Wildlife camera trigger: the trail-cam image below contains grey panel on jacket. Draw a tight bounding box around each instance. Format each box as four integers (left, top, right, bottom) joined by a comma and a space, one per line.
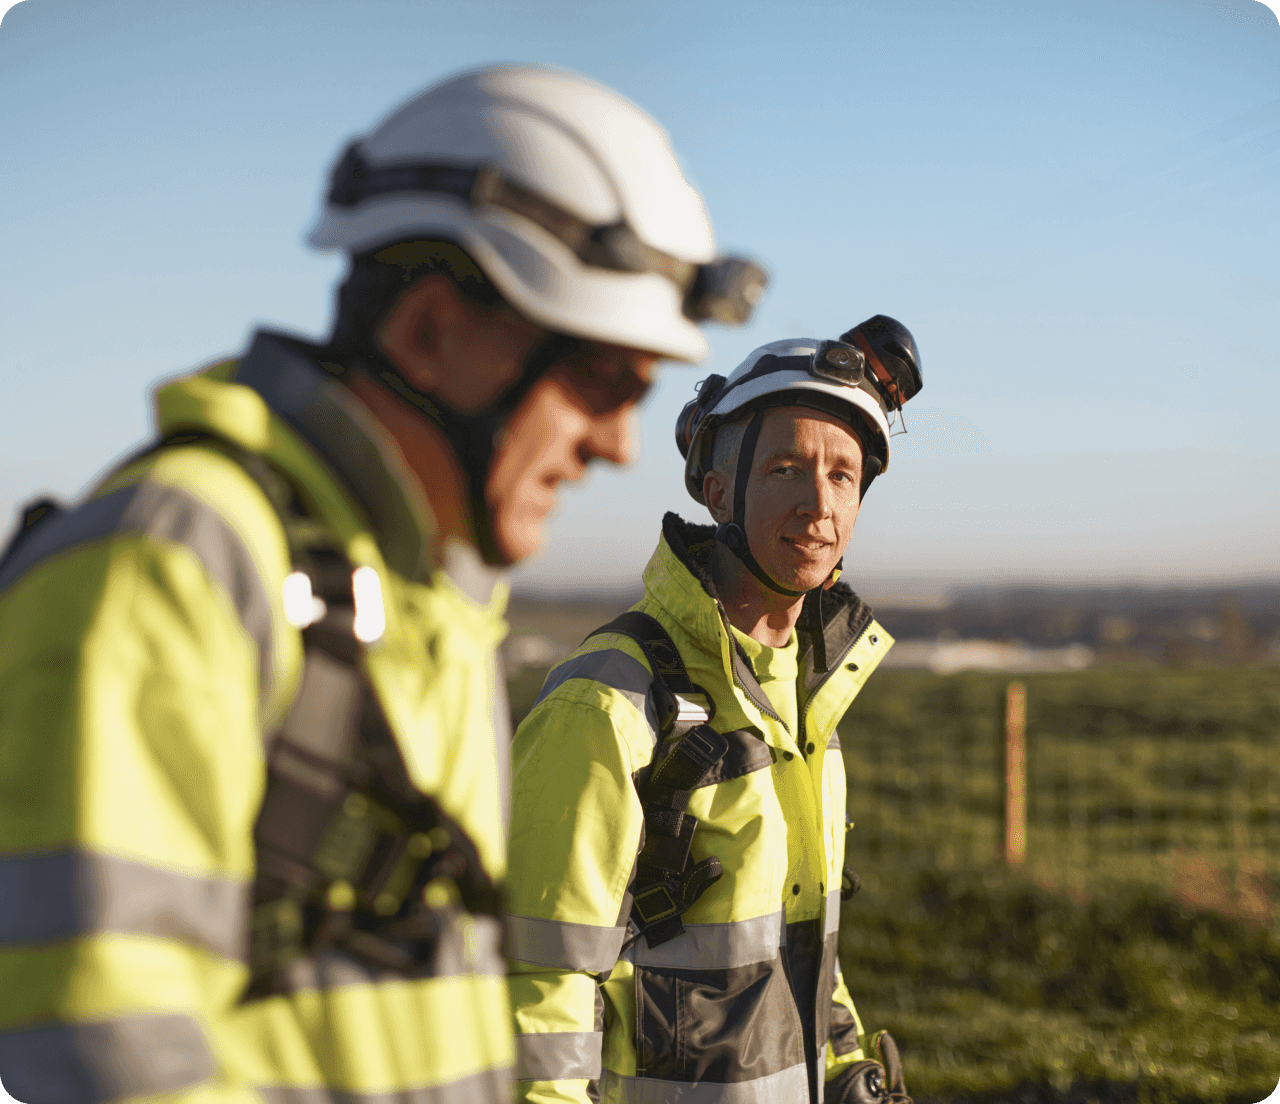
257, 1067, 514, 1104
600, 1062, 810, 1103
0, 1013, 216, 1104
504, 914, 627, 973
534, 648, 658, 737
515, 1031, 604, 1081
0, 848, 248, 962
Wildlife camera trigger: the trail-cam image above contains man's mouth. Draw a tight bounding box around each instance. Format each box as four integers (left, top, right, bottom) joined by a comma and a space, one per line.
782, 536, 831, 554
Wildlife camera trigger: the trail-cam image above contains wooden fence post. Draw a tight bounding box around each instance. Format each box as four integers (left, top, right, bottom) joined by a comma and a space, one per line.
1004, 681, 1027, 866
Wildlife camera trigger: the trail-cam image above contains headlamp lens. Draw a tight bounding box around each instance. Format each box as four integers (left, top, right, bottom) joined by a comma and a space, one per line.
810, 340, 866, 385
684, 256, 769, 325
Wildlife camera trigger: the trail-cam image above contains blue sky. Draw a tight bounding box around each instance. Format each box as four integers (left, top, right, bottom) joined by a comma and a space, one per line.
1, 0, 1278, 602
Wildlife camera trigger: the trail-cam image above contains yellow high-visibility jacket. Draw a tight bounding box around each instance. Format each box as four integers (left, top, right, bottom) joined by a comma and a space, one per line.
506, 513, 894, 1104
0, 332, 514, 1103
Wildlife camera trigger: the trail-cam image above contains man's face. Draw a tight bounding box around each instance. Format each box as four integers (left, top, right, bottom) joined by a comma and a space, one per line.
376, 275, 659, 565
739, 407, 864, 592
487, 341, 659, 563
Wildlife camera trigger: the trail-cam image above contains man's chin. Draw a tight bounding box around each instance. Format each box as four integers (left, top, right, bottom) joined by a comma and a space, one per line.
768, 548, 838, 593
488, 514, 545, 566
757, 563, 832, 596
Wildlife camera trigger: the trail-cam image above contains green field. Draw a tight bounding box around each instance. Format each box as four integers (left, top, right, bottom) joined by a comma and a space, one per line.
508, 663, 1280, 1103
837, 666, 1280, 1104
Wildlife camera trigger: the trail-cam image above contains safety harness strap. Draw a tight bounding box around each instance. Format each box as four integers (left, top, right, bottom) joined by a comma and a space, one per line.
597, 610, 698, 696
586, 612, 728, 948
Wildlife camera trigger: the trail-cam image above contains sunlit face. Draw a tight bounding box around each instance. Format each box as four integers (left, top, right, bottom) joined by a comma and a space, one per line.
376, 275, 659, 565
739, 407, 864, 592
486, 343, 659, 563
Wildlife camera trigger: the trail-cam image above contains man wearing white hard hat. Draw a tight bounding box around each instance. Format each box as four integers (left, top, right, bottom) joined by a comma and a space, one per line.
506, 318, 922, 1103
0, 65, 763, 1103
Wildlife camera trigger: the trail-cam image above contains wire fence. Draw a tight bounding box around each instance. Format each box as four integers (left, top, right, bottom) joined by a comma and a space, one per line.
838, 667, 1280, 913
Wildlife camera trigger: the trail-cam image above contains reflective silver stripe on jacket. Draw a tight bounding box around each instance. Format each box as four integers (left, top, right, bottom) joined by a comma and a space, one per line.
600, 1062, 809, 1103
0, 478, 276, 701
630, 911, 786, 971
257, 1067, 513, 1104
265, 914, 505, 992
515, 1031, 603, 1082
826, 730, 841, 751
504, 914, 627, 973
0, 849, 248, 962
0, 1013, 216, 1103
824, 887, 843, 938
533, 648, 657, 737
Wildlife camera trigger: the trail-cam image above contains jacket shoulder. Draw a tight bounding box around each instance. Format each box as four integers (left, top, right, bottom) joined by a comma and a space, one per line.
516, 610, 666, 765
1, 441, 301, 725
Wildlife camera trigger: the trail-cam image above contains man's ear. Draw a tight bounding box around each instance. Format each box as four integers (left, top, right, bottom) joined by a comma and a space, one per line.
377, 274, 465, 392
703, 469, 732, 524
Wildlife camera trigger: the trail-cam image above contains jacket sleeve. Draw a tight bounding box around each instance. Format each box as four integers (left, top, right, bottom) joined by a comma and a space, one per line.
505, 674, 650, 1104
0, 473, 290, 1104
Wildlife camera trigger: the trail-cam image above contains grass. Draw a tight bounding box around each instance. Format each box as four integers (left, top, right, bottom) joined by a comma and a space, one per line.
839, 865, 1279, 1103
508, 662, 1280, 1102
838, 666, 1280, 1103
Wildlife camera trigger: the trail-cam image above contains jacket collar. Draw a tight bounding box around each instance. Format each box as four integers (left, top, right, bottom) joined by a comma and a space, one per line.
647, 513, 875, 720
652, 513, 874, 697
232, 329, 439, 583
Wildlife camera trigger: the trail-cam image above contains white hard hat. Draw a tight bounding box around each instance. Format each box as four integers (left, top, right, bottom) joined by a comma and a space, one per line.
309, 65, 766, 362
676, 337, 895, 505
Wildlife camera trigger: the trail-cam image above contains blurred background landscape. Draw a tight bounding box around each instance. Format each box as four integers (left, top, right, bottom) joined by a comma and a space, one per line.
507, 589, 1280, 1103
4, 0, 1279, 1100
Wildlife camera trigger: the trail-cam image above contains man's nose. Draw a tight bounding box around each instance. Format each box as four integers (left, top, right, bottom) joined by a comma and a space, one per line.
795, 473, 833, 519
581, 405, 635, 467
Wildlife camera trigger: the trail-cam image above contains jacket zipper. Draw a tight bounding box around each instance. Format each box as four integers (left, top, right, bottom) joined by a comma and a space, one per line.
797, 613, 873, 750
716, 605, 786, 728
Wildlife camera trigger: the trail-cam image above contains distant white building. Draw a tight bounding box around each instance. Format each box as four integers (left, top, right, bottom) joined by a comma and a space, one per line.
881, 639, 1094, 674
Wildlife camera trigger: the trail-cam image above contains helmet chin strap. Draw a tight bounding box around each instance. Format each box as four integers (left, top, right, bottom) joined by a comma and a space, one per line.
348, 332, 581, 566
714, 409, 807, 599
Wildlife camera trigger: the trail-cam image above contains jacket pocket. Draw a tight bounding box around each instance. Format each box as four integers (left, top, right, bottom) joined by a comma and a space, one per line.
636, 960, 803, 1084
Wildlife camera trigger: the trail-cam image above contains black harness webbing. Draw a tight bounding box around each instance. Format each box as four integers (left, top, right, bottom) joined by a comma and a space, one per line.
587, 611, 727, 948
248, 540, 503, 995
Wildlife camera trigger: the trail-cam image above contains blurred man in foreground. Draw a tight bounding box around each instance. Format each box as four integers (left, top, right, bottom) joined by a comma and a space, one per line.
506, 318, 923, 1103
0, 65, 763, 1102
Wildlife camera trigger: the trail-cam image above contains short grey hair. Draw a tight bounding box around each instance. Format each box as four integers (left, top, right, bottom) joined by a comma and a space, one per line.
703, 411, 754, 511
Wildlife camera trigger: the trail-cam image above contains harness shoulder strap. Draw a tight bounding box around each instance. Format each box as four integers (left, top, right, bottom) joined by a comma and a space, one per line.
587, 610, 716, 735
585, 610, 727, 948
